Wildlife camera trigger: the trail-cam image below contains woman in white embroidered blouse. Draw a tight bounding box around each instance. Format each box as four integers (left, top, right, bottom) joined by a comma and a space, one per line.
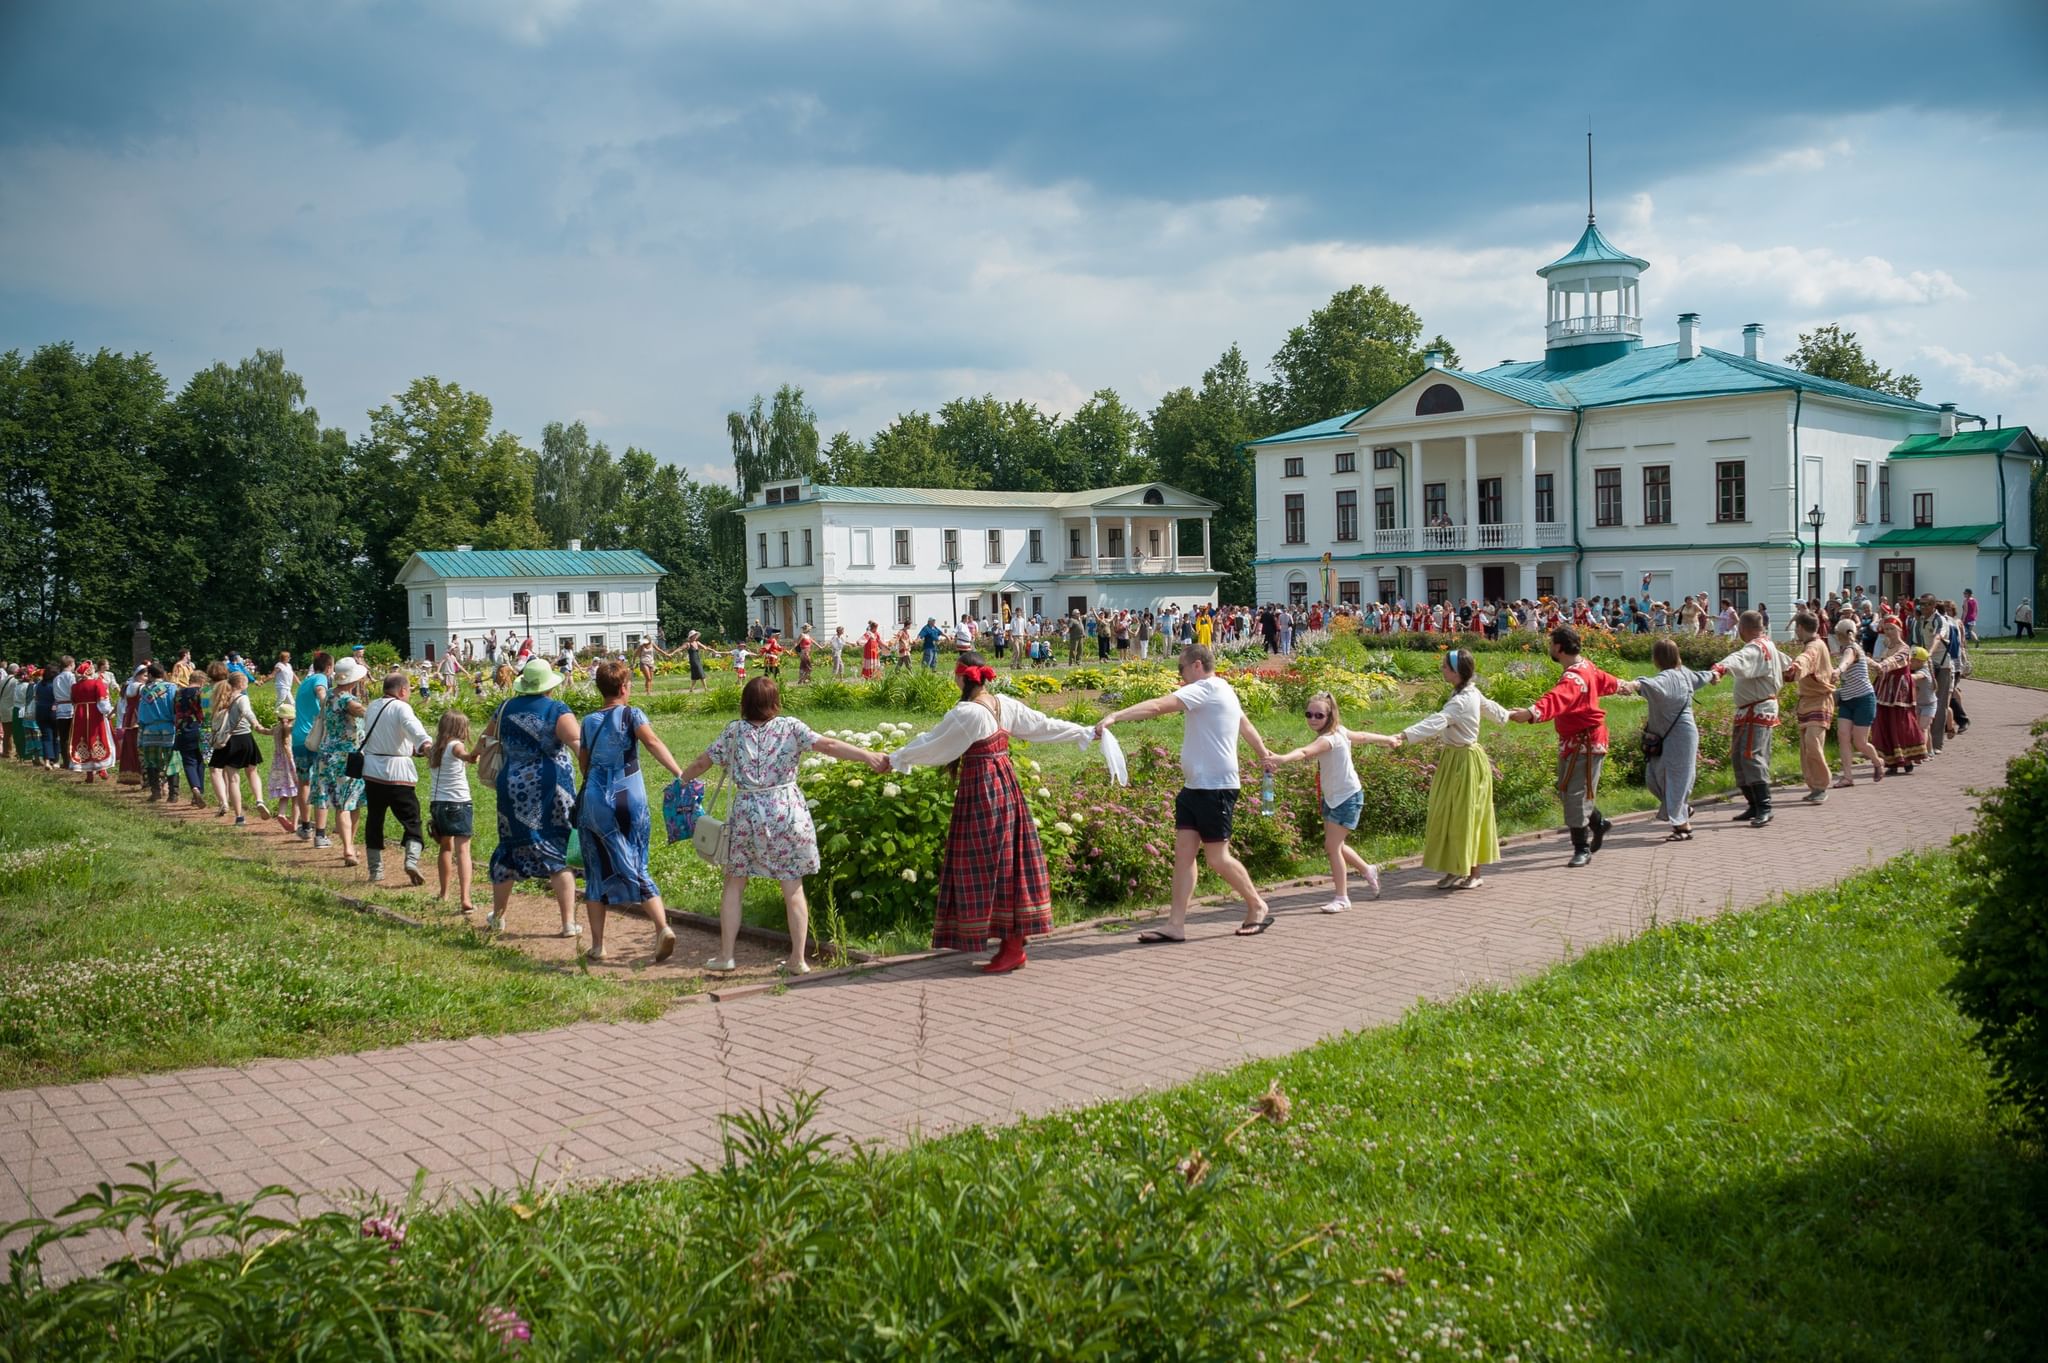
884, 655, 1111, 974
1400, 649, 1512, 890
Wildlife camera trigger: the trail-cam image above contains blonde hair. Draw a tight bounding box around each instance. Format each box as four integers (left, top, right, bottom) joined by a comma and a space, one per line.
430, 709, 472, 768
209, 678, 234, 716
1304, 690, 1342, 734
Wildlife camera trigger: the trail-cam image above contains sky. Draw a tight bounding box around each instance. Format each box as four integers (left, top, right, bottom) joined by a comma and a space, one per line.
4, 1, 2046, 487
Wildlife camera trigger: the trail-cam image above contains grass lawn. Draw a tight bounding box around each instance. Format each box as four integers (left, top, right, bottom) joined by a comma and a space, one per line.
1959, 646, 2048, 690
11, 851, 2041, 1359
0, 761, 700, 1089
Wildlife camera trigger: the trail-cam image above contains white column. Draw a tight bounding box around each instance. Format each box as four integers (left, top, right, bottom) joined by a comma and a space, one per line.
1200, 517, 1211, 570
1088, 514, 1099, 569
1463, 434, 1478, 527
1123, 515, 1134, 567
1407, 440, 1424, 538
1521, 428, 1538, 545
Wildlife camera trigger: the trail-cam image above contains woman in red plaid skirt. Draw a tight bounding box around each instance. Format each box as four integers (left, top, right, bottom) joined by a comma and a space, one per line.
885, 652, 1106, 974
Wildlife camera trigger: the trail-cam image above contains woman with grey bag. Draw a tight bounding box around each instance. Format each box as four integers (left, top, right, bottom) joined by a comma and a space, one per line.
1618, 638, 1720, 840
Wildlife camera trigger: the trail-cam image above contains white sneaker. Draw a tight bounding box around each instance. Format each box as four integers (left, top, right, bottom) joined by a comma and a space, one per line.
484, 912, 503, 931
559, 922, 580, 938
1360, 863, 1382, 900
1320, 898, 1350, 914
704, 956, 737, 972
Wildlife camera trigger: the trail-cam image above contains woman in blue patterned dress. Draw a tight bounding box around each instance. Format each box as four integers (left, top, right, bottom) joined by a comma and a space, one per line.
577, 659, 687, 964
308, 657, 370, 864
486, 659, 583, 939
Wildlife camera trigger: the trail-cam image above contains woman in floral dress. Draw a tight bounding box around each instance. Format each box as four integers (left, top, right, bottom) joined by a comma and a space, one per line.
68, 662, 117, 781
309, 658, 369, 864
859, 622, 882, 681
485, 658, 583, 939
679, 677, 881, 974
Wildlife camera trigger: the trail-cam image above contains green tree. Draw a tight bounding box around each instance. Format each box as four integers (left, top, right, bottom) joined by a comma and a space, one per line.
1056, 389, 1154, 489
1148, 344, 1263, 602
350, 377, 544, 644
533, 420, 627, 548
153, 350, 366, 658
936, 394, 1063, 491
1259, 285, 1460, 434
1785, 324, 1923, 399
726, 383, 822, 499
820, 429, 868, 484
0, 343, 167, 662
863, 412, 991, 489
615, 447, 746, 641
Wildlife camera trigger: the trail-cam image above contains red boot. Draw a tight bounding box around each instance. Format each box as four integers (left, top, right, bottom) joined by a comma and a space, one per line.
981, 934, 1028, 975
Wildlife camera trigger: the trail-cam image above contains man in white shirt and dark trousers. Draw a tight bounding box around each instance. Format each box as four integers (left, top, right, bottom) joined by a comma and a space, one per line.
1096, 644, 1277, 941
51, 657, 76, 769
359, 671, 433, 884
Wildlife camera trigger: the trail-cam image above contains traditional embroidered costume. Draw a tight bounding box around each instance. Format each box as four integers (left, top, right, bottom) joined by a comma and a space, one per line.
1527, 657, 1622, 865
1401, 685, 1510, 878
67, 667, 116, 777
1869, 644, 1927, 772
1713, 634, 1786, 825
889, 672, 1101, 971
1782, 635, 1837, 798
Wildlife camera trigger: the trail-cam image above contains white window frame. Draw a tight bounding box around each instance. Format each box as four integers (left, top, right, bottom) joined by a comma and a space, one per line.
422, 594, 433, 619
895, 594, 913, 626
779, 530, 790, 567
586, 590, 601, 612
986, 527, 1003, 565
851, 528, 874, 568
893, 528, 912, 567
942, 528, 960, 566
757, 532, 769, 568
555, 591, 573, 614
802, 528, 813, 565
1028, 528, 1044, 563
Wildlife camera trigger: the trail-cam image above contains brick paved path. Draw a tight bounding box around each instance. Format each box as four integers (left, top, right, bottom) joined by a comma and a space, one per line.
7, 681, 2043, 1279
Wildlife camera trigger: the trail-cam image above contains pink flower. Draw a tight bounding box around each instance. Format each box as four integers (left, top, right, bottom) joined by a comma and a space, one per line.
481, 1305, 531, 1350
360, 1214, 406, 1249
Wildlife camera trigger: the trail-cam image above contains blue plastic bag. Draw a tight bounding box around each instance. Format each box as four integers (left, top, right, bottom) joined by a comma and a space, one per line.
663, 777, 704, 843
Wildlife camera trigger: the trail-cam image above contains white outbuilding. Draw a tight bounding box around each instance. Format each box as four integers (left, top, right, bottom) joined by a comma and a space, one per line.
737, 481, 1222, 636
394, 542, 668, 662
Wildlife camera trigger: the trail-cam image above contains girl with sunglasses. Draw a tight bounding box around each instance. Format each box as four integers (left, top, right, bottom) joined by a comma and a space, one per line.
1262, 691, 1397, 912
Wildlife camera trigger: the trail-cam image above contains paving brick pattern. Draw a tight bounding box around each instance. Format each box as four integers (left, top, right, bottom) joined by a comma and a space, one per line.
7, 681, 2043, 1279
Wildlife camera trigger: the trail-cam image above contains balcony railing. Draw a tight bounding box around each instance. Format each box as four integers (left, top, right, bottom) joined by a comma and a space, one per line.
1062, 554, 1212, 575
1546, 313, 1642, 343
1362, 522, 1570, 554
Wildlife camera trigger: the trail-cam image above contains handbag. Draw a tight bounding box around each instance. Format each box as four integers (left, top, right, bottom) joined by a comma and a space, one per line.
691, 723, 736, 865
475, 704, 507, 785
345, 698, 394, 780
1641, 693, 1689, 759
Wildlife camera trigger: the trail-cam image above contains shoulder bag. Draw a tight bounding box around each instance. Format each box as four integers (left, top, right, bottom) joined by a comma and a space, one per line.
691, 721, 737, 865
475, 703, 508, 785
1641, 689, 1690, 760
344, 699, 393, 780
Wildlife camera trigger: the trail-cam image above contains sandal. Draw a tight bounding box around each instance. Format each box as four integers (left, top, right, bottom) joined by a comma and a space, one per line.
1452, 875, 1484, 891
1434, 874, 1459, 890
1135, 930, 1185, 944
704, 956, 737, 972
1319, 898, 1349, 914
1664, 827, 1694, 842
1233, 911, 1275, 937
585, 946, 608, 963
655, 928, 676, 963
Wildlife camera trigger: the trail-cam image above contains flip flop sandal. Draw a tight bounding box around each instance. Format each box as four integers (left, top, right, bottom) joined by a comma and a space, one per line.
1135, 930, 1186, 944
1664, 828, 1694, 841
1233, 915, 1276, 937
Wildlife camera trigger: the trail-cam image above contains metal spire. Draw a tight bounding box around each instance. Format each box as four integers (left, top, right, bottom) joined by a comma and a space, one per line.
1586, 123, 1596, 224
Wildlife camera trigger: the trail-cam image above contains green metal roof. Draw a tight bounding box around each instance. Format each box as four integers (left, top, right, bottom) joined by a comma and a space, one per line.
405, 549, 666, 581
750, 581, 797, 598
1865, 524, 2000, 547
800, 482, 1217, 509
1890, 426, 2040, 458
1478, 344, 1945, 413
1536, 221, 1650, 278
1247, 409, 1370, 446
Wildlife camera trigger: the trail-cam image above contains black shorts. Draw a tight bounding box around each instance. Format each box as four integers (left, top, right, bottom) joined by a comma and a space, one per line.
1174, 787, 1238, 844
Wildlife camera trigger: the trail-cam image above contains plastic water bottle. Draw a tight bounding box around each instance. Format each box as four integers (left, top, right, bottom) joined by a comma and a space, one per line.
1260, 771, 1276, 817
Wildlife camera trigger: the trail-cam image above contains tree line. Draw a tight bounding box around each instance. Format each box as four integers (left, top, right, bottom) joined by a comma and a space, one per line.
4, 285, 1929, 666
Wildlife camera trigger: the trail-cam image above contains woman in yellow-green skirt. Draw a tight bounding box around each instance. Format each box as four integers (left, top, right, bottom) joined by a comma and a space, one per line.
1398, 649, 1511, 891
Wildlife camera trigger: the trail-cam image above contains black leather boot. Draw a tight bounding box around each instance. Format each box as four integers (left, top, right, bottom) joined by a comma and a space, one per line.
1588, 808, 1611, 855
1749, 783, 1774, 828
1567, 825, 1592, 867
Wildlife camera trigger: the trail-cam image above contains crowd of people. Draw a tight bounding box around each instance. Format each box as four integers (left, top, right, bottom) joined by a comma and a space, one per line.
0, 582, 1993, 975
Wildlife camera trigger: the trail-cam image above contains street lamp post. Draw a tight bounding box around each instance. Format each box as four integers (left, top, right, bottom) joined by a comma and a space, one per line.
942, 557, 961, 625
1806, 504, 1825, 606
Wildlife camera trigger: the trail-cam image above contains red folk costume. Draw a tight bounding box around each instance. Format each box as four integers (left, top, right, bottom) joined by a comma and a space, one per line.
1869, 644, 1927, 771
860, 629, 882, 680
1528, 657, 1622, 831
67, 667, 116, 775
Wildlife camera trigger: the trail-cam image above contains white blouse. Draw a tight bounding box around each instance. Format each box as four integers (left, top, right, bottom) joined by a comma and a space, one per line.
1400, 687, 1510, 749
889, 695, 1095, 772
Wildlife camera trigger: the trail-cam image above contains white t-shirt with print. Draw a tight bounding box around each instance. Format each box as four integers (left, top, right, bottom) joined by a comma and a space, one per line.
1174, 675, 1243, 790
1316, 727, 1362, 806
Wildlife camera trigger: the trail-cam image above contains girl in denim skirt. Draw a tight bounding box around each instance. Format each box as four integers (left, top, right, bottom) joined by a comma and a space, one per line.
427, 710, 478, 913
1263, 691, 1394, 912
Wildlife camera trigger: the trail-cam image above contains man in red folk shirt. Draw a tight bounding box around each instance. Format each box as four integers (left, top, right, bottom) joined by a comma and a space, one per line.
1508, 624, 1624, 867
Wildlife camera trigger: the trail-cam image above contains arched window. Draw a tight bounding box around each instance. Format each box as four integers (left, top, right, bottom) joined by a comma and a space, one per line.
1416, 383, 1464, 416
1142, 488, 1165, 505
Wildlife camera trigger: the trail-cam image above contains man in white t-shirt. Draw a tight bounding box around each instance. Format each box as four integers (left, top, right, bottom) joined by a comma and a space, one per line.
270, 651, 296, 705
1095, 643, 1275, 941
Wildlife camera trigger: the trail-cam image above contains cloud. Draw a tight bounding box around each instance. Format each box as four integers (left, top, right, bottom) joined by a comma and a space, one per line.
1916, 346, 2048, 396
1743, 138, 1854, 174
1656, 243, 1964, 311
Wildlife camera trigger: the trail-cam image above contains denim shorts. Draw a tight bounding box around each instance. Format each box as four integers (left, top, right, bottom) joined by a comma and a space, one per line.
1322, 791, 1364, 830
1837, 692, 1877, 727
430, 800, 474, 839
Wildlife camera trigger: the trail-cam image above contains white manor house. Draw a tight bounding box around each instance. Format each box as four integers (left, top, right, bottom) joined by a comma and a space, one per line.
1251, 213, 2042, 632
738, 481, 1222, 636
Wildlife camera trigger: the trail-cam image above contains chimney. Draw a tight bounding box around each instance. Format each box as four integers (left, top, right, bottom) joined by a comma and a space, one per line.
1677, 313, 1702, 361
1423, 349, 1444, 370
1741, 322, 1764, 360
1939, 403, 1958, 439
455, 544, 473, 552
567, 538, 583, 552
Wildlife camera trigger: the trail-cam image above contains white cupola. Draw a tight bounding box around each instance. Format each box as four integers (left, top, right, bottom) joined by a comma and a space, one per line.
1537, 214, 1648, 365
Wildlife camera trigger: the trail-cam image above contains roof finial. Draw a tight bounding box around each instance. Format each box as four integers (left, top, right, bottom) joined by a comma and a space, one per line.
1586, 122, 1595, 225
